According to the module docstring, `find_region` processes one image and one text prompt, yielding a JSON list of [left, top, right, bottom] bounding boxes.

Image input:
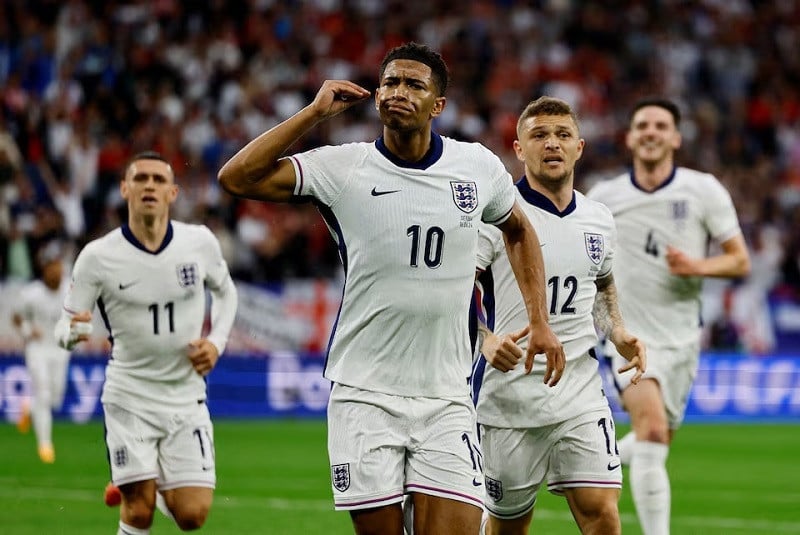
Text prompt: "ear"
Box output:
[[575, 138, 586, 161], [119, 179, 129, 200], [672, 130, 682, 150], [168, 184, 179, 204], [513, 139, 525, 163], [430, 96, 446, 118]]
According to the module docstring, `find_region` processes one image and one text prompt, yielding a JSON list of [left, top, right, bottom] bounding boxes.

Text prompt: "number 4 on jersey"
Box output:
[[645, 230, 659, 257]]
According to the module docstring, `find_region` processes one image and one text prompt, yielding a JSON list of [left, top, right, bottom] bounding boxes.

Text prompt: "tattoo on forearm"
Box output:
[[593, 274, 624, 336]]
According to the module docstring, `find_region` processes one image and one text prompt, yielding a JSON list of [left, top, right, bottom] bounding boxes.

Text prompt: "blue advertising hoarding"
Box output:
[[1, 352, 798, 423]]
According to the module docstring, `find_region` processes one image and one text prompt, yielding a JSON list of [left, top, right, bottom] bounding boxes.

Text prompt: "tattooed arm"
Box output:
[[594, 273, 647, 384]]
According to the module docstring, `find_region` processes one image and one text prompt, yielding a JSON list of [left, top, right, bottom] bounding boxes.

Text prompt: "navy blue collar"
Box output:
[[630, 166, 676, 193], [515, 176, 576, 217], [375, 132, 443, 170], [122, 221, 174, 254]]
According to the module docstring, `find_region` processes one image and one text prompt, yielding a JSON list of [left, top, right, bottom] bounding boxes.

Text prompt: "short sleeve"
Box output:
[[477, 221, 504, 271]]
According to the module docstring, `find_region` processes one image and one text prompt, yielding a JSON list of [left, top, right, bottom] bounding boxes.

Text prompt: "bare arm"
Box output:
[[666, 233, 751, 278], [594, 273, 646, 384], [496, 202, 565, 385], [217, 80, 371, 202]]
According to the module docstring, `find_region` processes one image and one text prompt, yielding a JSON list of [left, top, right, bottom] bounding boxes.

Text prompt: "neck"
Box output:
[[529, 175, 574, 211], [633, 158, 674, 191], [128, 214, 169, 252], [382, 128, 431, 162]]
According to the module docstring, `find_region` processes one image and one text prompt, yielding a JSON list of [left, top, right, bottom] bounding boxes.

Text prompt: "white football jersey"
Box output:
[[63, 221, 237, 410], [289, 133, 515, 397], [17, 278, 70, 357], [586, 167, 742, 347], [472, 181, 616, 427]]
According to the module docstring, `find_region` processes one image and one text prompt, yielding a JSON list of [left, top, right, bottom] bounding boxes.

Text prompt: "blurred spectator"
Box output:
[[0, 0, 797, 354]]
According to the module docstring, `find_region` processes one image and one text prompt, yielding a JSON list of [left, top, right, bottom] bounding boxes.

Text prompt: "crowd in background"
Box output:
[[0, 0, 799, 353]]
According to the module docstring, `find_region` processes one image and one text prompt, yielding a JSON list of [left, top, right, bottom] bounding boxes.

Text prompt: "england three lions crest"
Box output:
[[331, 463, 350, 492], [176, 262, 199, 288], [584, 233, 604, 265], [450, 181, 478, 213]]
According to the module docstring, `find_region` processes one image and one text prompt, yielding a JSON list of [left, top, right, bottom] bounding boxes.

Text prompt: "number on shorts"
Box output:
[[193, 426, 215, 461], [461, 432, 483, 473], [597, 417, 618, 455]]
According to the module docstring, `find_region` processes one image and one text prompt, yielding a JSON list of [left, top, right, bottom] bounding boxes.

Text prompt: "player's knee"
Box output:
[[577, 502, 620, 535], [122, 502, 155, 528], [640, 427, 669, 444], [173, 502, 210, 531]]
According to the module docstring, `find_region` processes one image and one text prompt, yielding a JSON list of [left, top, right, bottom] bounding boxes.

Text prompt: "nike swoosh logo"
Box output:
[[371, 187, 401, 196], [607, 462, 621, 470], [202, 466, 213, 471], [118, 281, 139, 290], [472, 477, 483, 487]]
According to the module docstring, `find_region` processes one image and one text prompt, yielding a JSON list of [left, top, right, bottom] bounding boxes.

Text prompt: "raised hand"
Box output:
[[310, 80, 371, 120]]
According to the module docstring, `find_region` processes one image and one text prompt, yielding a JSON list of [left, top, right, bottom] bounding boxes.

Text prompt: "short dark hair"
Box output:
[[630, 97, 681, 127], [517, 96, 579, 135], [124, 150, 171, 176], [379, 42, 449, 97]]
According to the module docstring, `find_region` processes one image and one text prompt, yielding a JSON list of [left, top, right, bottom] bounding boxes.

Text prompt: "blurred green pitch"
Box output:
[[1, 420, 798, 534]]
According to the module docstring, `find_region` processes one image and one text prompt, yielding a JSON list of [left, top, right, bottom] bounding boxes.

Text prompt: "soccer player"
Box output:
[[12, 242, 72, 464], [54, 151, 238, 535], [586, 97, 751, 535], [217, 42, 565, 535], [472, 96, 646, 535]]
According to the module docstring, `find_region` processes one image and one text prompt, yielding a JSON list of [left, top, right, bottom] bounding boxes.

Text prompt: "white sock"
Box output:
[[630, 441, 670, 535], [617, 431, 636, 465], [155, 490, 175, 521], [479, 511, 489, 535], [31, 397, 53, 448], [402, 494, 413, 535], [117, 521, 150, 534]]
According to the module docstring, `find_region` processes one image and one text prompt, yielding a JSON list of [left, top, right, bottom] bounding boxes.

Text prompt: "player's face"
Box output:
[[120, 159, 177, 218], [626, 105, 681, 166], [41, 259, 62, 290], [375, 60, 445, 133], [514, 114, 584, 188]]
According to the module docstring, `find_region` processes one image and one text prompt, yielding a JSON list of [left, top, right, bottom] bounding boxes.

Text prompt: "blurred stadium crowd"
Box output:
[[0, 0, 799, 353]]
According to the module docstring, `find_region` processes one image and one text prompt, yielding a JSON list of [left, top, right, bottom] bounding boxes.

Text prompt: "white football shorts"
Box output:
[[606, 340, 699, 429], [480, 407, 622, 520], [104, 401, 216, 490], [24, 344, 70, 410], [327, 382, 485, 511]]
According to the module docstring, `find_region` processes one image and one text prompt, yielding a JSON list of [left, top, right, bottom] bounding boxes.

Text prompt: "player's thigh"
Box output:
[[564, 486, 621, 532], [162, 486, 213, 522], [327, 384, 407, 510], [104, 403, 162, 486], [405, 397, 484, 510], [547, 408, 622, 496], [158, 402, 216, 490], [119, 478, 158, 525], [620, 378, 667, 433], [350, 503, 405, 535], [411, 492, 483, 535], [487, 511, 534, 535], [480, 425, 548, 520]]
